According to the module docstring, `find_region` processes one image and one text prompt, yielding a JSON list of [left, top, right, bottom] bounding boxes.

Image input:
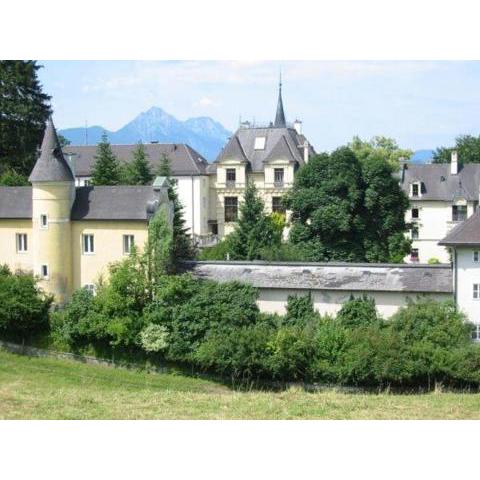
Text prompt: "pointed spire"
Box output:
[[274, 70, 286, 128], [29, 117, 74, 182]]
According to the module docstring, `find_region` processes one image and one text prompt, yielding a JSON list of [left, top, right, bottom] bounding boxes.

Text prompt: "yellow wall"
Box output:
[[0, 219, 33, 272], [71, 220, 149, 290]]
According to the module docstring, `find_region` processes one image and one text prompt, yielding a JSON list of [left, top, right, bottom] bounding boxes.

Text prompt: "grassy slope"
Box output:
[[1, 350, 480, 419]]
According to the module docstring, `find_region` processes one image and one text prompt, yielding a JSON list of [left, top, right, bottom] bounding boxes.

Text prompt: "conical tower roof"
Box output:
[[29, 118, 74, 182], [274, 74, 286, 128]]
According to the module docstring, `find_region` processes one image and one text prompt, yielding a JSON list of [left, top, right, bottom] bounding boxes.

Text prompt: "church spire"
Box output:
[[274, 71, 286, 128]]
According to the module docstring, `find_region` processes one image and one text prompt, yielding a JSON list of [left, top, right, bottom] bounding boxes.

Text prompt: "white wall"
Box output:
[[456, 247, 480, 324], [257, 288, 451, 318]]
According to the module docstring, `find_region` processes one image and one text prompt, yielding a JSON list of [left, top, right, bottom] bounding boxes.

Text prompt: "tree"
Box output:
[[285, 146, 410, 262], [91, 133, 121, 185], [156, 154, 195, 262], [57, 134, 71, 148], [227, 181, 282, 260], [433, 134, 480, 164], [122, 142, 153, 185], [0, 169, 29, 186], [0, 61, 52, 176], [349, 135, 413, 170]]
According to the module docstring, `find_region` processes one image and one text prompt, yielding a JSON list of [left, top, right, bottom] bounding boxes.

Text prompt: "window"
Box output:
[[226, 168, 236, 186], [472, 325, 480, 342], [40, 214, 48, 229], [411, 208, 419, 220], [452, 205, 467, 222], [411, 226, 419, 240], [474, 284, 480, 300], [41, 264, 49, 279], [474, 251, 479, 263], [16, 233, 27, 253], [411, 183, 420, 197], [83, 234, 94, 254], [272, 196, 286, 215], [123, 234, 135, 254], [84, 284, 96, 295], [224, 197, 238, 222], [274, 168, 284, 187], [410, 248, 419, 262], [84, 179, 91, 186], [254, 137, 266, 150]]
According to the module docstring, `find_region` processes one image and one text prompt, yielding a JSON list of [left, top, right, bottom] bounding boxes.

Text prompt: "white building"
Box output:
[[400, 152, 480, 263]]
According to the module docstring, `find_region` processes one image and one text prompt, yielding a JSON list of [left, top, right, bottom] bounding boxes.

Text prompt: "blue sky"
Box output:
[[38, 61, 480, 152]]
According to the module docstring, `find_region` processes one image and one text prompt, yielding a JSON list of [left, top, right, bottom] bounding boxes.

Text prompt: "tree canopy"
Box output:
[[0, 61, 52, 176], [122, 142, 153, 185], [433, 134, 480, 164], [91, 133, 121, 186], [285, 146, 411, 263]]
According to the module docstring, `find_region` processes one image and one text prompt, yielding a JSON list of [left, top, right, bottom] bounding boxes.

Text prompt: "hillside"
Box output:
[[59, 107, 231, 161]]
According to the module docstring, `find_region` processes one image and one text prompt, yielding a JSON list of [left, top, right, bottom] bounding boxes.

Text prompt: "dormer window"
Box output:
[[254, 137, 266, 150], [411, 182, 420, 197]]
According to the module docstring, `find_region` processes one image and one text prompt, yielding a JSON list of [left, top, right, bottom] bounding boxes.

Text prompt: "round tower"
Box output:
[[29, 118, 75, 304]]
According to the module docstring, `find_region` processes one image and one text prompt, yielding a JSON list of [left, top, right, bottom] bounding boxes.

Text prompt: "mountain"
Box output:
[[410, 149, 434, 164], [59, 107, 231, 161]]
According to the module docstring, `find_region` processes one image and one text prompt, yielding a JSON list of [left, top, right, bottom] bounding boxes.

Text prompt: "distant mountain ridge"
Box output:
[[59, 107, 232, 161], [410, 149, 434, 164]]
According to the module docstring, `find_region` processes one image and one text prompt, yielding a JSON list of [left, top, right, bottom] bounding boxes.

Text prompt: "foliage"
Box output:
[[147, 208, 174, 280], [336, 295, 380, 328], [433, 134, 480, 164], [197, 237, 233, 260], [122, 142, 153, 185], [91, 133, 121, 185], [0, 265, 52, 340], [227, 182, 282, 260], [285, 146, 410, 263], [0, 169, 29, 186], [428, 257, 441, 265], [0, 61, 52, 176], [139, 324, 169, 353], [284, 293, 317, 326]]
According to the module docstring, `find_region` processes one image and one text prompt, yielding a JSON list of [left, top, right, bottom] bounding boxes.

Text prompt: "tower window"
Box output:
[[16, 233, 28, 253], [123, 235, 135, 254], [254, 137, 266, 150], [41, 264, 49, 279], [224, 197, 238, 222], [226, 168, 236, 186], [83, 234, 95, 254], [40, 214, 48, 229], [274, 168, 284, 186]]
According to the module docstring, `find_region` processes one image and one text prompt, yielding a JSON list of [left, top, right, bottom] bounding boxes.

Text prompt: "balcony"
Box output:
[[273, 180, 284, 188], [226, 180, 236, 189]]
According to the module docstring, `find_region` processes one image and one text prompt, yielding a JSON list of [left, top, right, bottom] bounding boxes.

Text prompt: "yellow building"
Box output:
[[0, 118, 171, 304]]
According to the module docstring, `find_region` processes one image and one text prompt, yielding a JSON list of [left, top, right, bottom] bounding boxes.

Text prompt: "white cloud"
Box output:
[[193, 96, 218, 108]]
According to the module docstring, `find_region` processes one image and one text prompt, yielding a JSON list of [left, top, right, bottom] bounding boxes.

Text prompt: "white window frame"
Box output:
[[123, 234, 135, 255], [16, 233, 28, 253], [472, 325, 480, 342], [411, 182, 421, 198], [41, 264, 49, 280], [411, 207, 419, 220], [84, 284, 96, 295], [82, 234, 95, 254], [40, 214, 48, 229], [474, 251, 479, 263], [473, 284, 480, 300], [254, 136, 266, 150]]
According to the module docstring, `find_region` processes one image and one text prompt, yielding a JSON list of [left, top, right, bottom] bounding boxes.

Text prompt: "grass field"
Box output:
[[1, 349, 480, 419]]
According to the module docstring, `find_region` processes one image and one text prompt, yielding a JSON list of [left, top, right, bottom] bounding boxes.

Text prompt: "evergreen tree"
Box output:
[[0, 61, 52, 176], [228, 182, 282, 260], [157, 154, 195, 262], [91, 133, 121, 185], [123, 142, 153, 185]]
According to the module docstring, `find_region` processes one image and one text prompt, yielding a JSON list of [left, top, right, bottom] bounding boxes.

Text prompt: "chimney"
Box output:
[[399, 156, 408, 183], [293, 119, 302, 135], [303, 140, 309, 164], [451, 150, 458, 175]]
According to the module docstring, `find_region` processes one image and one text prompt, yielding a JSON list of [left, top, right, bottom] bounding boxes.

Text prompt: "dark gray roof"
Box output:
[[71, 186, 161, 221], [264, 135, 296, 163], [63, 143, 209, 177], [183, 261, 452, 294], [29, 118, 75, 183], [216, 135, 248, 163], [274, 80, 286, 128], [216, 126, 314, 172], [401, 163, 480, 201], [439, 210, 480, 246], [0, 187, 32, 219]]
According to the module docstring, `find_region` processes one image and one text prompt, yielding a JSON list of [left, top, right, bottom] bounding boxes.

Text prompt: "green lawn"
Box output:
[[1, 349, 480, 419]]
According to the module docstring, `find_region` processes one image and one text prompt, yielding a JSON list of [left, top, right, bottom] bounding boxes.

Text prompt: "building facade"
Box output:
[[0, 119, 172, 304], [400, 152, 480, 263]]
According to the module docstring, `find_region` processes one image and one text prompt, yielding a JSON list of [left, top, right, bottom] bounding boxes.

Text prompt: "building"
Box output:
[[400, 152, 480, 263], [207, 79, 315, 238], [63, 143, 210, 237], [0, 119, 172, 304]]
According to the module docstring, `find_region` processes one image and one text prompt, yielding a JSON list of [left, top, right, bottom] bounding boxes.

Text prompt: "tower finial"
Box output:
[[274, 69, 286, 128]]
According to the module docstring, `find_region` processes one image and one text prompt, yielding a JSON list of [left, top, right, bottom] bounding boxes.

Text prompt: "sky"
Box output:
[[37, 61, 480, 152]]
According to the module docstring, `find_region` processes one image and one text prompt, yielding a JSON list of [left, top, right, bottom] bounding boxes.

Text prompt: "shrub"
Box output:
[[0, 266, 52, 341], [139, 324, 169, 353], [336, 295, 380, 328], [428, 257, 441, 265], [197, 237, 233, 260], [284, 292, 318, 326]]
